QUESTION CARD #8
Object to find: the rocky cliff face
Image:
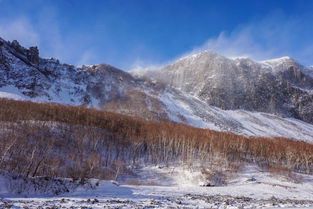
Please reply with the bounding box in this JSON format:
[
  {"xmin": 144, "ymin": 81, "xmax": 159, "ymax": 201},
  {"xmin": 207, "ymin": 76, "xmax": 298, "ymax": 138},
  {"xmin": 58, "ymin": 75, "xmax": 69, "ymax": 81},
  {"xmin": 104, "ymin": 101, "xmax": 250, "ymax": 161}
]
[
  {"xmin": 0, "ymin": 38, "xmax": 170, "ymax": 121},
  {"xmin": 139, "ymin": 51, "xmax": 313, "ymax": 124}
]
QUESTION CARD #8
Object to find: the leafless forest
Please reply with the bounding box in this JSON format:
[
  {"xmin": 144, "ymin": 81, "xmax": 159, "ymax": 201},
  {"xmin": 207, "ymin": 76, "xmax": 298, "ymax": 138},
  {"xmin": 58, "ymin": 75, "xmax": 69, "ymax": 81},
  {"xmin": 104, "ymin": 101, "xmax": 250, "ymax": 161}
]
[{"xmin": 0, "ymin": 99, "xmax": 312, "ymax": 180}]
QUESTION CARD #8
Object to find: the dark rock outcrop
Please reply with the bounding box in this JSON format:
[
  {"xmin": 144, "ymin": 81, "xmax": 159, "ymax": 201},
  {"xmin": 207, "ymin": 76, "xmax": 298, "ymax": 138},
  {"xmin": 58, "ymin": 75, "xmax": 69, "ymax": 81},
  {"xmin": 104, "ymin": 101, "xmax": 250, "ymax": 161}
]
[{"xmin": 27, "ymin": 46, "xmax": 39, "ymax": 65}]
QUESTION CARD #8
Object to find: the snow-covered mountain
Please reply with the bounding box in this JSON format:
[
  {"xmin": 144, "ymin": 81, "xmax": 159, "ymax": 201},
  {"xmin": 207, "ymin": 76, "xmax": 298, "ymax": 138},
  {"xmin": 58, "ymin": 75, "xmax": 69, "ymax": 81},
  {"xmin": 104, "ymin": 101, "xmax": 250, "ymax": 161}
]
[
  {"xmin": 1, "ymin": 37, "xmax": 313, "ymax": 141},
  {"xmin": 0, "ymin": 37, "xmax": 138, "ymax": 105},
  {"xmin": 138, "ymin": 51, "xmax": 313, "ymax": 124},
  {"xmin": 0, "ymin": 37, "xmax": 173, "ymax": 121}
]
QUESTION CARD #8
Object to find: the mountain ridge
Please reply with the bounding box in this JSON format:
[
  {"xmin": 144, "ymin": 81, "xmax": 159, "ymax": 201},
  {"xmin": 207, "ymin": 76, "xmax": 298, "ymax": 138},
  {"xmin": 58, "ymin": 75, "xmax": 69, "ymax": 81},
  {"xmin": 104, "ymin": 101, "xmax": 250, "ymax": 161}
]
[
  {"xmin": 1, "ymin": 37, "xmax": 313, "ymax": 141},
  {"xmin": 137, "ymin": 50, "xmax": 313, "ymax": 124}
]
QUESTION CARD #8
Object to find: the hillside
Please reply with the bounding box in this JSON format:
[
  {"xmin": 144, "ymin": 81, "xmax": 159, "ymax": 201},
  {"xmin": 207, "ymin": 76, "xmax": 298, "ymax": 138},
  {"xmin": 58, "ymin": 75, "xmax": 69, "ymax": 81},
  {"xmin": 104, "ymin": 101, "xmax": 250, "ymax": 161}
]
[{"xmin": 0, "ymin": 98, "xmax": 312, "ymax": 179}]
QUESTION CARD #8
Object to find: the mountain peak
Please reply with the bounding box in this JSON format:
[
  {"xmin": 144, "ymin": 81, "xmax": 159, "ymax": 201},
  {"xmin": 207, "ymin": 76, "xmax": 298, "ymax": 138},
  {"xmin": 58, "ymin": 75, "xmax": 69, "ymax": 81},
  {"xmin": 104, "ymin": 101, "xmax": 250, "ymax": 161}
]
[
  {"xmin": 260, "ymin": 56, "xmax": 296, "ymax": 66},
  {"xmin": 175, "ymin": 50, "xmax": 227, "ymax": 63}
]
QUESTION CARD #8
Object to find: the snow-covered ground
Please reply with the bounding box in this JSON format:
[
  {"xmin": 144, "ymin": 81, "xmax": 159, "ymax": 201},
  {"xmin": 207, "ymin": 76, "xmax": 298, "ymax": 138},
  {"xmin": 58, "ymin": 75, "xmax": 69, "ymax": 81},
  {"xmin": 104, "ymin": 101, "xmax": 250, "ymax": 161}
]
[
  {"xmin": 0, "ymin": 86, "xmax": 26, "ymax": 100},
  {"xmin": 1, "ymin": 165, "xmax": 313, "ymax": 208},
  {"xmin": 158, "ymin": 90, "xmax": 313, "ymax": 142}
]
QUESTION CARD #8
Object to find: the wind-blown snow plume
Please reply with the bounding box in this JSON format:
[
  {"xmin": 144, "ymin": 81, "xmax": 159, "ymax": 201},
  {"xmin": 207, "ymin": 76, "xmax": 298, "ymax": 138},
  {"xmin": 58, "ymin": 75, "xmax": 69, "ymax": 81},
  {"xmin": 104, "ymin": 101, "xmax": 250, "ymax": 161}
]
[{"xmin": 185, "ymin": 12, "xmax": 313, "ymax": 66}]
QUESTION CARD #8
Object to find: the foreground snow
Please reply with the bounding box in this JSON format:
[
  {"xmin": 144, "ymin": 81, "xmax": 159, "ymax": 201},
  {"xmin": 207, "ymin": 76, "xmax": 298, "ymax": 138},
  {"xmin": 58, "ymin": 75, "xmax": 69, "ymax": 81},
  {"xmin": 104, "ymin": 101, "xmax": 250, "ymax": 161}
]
[{"xmin": 1, "ymin": 165, "xmax": 313, "ymax": 208}]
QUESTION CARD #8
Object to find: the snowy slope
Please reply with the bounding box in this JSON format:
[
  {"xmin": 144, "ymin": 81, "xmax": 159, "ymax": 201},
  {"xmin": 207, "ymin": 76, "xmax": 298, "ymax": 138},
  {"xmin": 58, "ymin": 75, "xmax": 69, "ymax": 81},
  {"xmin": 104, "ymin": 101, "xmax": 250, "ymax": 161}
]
[
  {"xmin": 0, "ymin": 86, "xmax": 25, "ymax": 100},
  {"xmin": 155, "ymin": 89, "xmax": 313, "ymax": 142}
]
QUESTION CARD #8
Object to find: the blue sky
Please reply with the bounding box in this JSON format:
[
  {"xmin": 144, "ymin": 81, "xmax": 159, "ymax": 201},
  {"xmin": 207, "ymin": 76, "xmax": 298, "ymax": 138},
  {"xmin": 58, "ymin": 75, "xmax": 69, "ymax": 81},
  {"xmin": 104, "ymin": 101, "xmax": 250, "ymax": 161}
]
[{"xmin": 0, "ymin": 0, "xmax": 312, "ymax": 69}]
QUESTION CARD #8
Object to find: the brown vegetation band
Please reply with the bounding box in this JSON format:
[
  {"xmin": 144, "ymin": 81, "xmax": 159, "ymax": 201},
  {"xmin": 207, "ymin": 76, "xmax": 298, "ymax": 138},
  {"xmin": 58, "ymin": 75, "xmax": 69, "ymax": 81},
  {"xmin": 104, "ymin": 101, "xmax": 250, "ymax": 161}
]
[{"xmin": 0, "ymin": 99, "xmax": 312, "ymax": 179}]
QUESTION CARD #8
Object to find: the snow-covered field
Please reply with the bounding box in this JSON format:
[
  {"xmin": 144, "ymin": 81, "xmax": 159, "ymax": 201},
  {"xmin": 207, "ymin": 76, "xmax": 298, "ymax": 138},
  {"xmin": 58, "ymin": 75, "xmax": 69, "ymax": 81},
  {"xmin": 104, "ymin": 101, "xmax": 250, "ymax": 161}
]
[{"xmin": 1, "ymin": 165, "xmax": 313, "ymax": 208}]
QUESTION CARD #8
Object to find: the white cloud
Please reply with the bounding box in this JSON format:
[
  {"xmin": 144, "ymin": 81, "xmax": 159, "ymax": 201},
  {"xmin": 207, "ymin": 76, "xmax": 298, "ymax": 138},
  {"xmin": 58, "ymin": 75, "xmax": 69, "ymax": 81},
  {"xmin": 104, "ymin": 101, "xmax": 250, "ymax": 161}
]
[
  {"xmin": 0, "ymin": 17, "xmax": 39, "ymax": 47},
  {"xmin": 128, "ymin": 56, "xmax": 162, "ymax": 71},
  {"xmin": 0, "ymin": 13, "xmax": 64, "ymax": 60},
  {"xmin": 182, "ymin": 12, "xmax": 313, "ymax": 66},
  {"xmin": 129, "ymin": 12, "xmax": 313, "ymax": 70},
  {"xmin": 77, "ymin": 49, "xmax": 97, "ymax": 66},
  {"xmin": 1, "ymin": 11, "xmax": 312, "ymax": 69},
  {"xmin": 0, "ymin": 13, "xmax": 98, "ymax": 66}
]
